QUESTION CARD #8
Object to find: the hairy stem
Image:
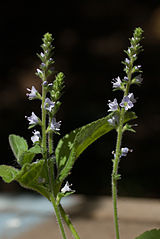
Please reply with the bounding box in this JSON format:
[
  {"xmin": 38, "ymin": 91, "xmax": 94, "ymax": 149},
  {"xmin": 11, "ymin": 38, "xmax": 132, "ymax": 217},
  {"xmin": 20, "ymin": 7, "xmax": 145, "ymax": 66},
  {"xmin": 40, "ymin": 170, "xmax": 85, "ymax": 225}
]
[
  {"xmin": 50, "ymin": 194, "xmax": 67, "ymax": 239},
  {"xmin": 112, "ymin": 108, "xmax": 125, "ymax": 239},
  {"xmin": 41, "ymin": 84, "xmax": 47, "ymax": 159},
  {"xmin": 59, "ymin": 204, "xmax": 80, "ymax": 239},
  {"xmin": 48, "ymin": 117, "xmax": 54, "ymax": 155},
  {"xmin": 111, "ymin": 59, "xmax": 133, "ymax": 239}
]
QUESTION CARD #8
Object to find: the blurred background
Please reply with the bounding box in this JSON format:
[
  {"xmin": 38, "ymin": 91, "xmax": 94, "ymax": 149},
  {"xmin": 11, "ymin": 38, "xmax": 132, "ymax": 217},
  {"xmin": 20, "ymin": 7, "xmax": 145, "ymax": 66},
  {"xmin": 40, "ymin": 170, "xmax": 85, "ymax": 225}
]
[{"xmin": 0, "ymin": 0, "xmax": 160, "ymax": 198}]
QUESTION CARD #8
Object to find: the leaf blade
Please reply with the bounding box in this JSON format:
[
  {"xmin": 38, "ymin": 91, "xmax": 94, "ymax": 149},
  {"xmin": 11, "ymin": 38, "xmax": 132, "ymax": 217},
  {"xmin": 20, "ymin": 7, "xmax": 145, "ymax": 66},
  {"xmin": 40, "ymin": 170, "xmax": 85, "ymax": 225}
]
[
  {"xmin": 9, "ymin": 134, "xmax": 28, "ymax": 165},
  {"xmin": 135, "ymin": 229, "xmax": 160, "ymax": 239},
  {"xmin": 0, "ymin": 165, "xmax": 19, "ymax": 183}
]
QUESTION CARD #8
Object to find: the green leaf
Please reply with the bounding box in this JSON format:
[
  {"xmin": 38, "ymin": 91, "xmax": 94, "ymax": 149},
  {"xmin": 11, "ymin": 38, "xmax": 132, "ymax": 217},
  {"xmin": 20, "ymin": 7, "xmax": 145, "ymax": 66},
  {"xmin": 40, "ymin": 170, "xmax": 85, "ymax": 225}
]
[
  {"xmin": 28, "ymin": 144, "xmax": 42, "ymax": 154},
  {"xmin": 0, "ymin": 165, "xmax": 19, "ymax": 183},
  {"xmin": 16, "ymin": 160, "xmax": 44, "ymax": 185},
  {"xmin": 55, "ymin": 128, "xmax": 80, "ymax": 173},
  {"xmin": 19, "ymin": 144, "xmax": 42, "ymax": 165},
  {"xmin": 9, "ymin": 134, "xmax": 28, "ymax": 165},
  {"xmin": 56, "ymin": 111, "xmax": 137, "ymax": 183},
  {"xmin": 135, "ymin": 229, "xmax": 160, "ymax": 239},
  {"xmin": 0, "ymin": 161, "xmax": 50, "ymax": 200},
  {"xmin": 16, "ymin": 160, "xmax": 50, "ymax": 200},
  {"xmin": 19, "ymin": 152, "xmax": 36, "ymax": 165}
]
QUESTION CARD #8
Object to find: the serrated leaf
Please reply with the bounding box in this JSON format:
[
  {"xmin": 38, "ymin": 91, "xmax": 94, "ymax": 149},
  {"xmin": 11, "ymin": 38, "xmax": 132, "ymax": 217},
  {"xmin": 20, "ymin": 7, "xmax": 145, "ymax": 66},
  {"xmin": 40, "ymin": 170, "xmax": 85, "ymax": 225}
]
[
  {"xmin": 56, "ymin": 111, "xmax": 136, "ymax": 183},
  {"xmin": 28, "ymin": 144, "xmax": 42, "ymax": 154},
  {"xmin": 0, "ymin": 165, "xmax": 19, "ymax": 183},
  {"xmin": 16, "ymin": 160, "xmax": 50, "ymax": 200},
  {"xmin": 19, "ymin": 151, "xmax": 36, "ymax": 165},
  {"xmin": 18, "ymin": 144, "xmax": 42, "ymax": 165},
  {"xmin": 135, "ymin": 229, "xmax": 160, "ymax": 239},
  {"xmin": 16, "ymin": 160, "xmax": 44, "ymax": 185},
  {"xmin": 9, "ymin": 134, "xmax": 28, "ymax": 165},
  {"xmin": 55, "ymin": 128, "xmax": 80, "ymax": 172}
]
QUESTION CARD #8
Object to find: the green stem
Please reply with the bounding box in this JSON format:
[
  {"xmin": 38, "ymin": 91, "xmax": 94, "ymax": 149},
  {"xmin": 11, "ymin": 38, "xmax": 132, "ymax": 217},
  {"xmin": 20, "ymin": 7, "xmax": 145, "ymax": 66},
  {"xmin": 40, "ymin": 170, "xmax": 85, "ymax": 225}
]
[
  {"xmin": 112, "ymin": 108, "xmax": 125, "ymax": 239},
  {"xmin": 48, "ymin": 117, "xmax": 54, "ymax": 155},
  {"xmin": 111, "ymin": 60, "xmax": 133, "ymax": 239},
  {"xmin": 59, "ymin": 204, "xmax": 80, "ymax": 239},
  {"xmin": 41, "ymin": 84, "xmax": 47, "ymax": 159},
  {"xmin": 50, "ymin": 194, "xmax": 67, "ymax": 239}
]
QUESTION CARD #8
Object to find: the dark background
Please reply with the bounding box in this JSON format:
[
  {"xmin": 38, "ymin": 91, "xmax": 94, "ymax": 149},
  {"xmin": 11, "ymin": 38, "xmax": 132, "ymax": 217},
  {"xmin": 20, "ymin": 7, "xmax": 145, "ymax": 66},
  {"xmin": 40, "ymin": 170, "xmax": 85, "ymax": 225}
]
[{"xmin": 0, "ymin": 1, "xmax": 160, "ymax": 198}]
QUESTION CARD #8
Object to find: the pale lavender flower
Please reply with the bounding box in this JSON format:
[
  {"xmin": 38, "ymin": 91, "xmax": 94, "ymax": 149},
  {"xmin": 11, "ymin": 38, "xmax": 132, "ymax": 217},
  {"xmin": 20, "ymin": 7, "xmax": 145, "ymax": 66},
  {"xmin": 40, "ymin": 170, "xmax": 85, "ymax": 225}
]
[
  {"xmin": 112, "ymin": 76, "xmax": 122, "ymax": 88},
  {"xmin": 127, "ymin": 48, "xmax": 131, "ymax": 54},
  {"xmin": 108, "ymin": 114, "xmax": 119, "ymax": 126},
  {"xmin": 135, "ymin": 65, "xmax": 141, "ymax": 70},
  {"xmin": 44, "ymin": 98, "xmax": 55, "ymax": 112},
  {"xmin": 48, "ymin": 83, "xmax": 53, "ymax": 87},
  {"xmin": 121, "ymin": 147, "xmax": 129, "ymax": 157},
  {"xmin": 124, "ymin": 76, "xmax": 128, "ymax": 81},
  {"xmin": 31, "ymin": 130, "xmax": 41, "ymax": 143},
  {"xmin": 125, "ymin": 58, "xmax": 130, "ymax": 64},
  {"xmin": 26, "ymin": 86, "xmax": 37, "ymax": 100},
  {"xmin": 51, "ymin": 118, "xmax": 61, "ymax": 131},
  {"xmin": 43, "ymin": 81, "xmax": 48, "ymax": 86},
  {"xmin": 108, "ymin": 99, "xmax": 118, "ymax": 112},
  {"xmin": 61, "ymin": 181, "xmax": 72, "ymax": 193},
  {"xmin": 25, "ymin": 112, "xmax": 39, "ymax": 125},
  {"xmin": 128, "ymin": 93, "xmax": 136, "ymax": 103},
  {"xmin": 41, "ymin": 63, "xmax": 46, "ymax": 68},
  {"xmin": 120, "ymin": 95, "xmax": 134, "ymax": 110},
  {"xmin": 36, "ymin": 69, "xmax": 42, "ymax": 75},
  {"xmin": 40, "ymin": 52, "xmax": 45, "ymax": 57}
]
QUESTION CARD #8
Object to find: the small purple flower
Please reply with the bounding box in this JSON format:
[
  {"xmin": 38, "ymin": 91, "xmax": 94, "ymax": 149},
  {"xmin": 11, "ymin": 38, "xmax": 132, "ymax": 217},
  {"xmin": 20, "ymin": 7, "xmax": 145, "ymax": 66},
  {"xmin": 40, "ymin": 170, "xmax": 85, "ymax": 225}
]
[
  {"xmin": 44, "ymin": 98, "xmax": 55, "ymax": 112},
  {"xmin": 40, "ymin": 52, "xmax": 45, "ymax": 58},
  {"xmin": 31, "ymin": 130, "xmax": 41, "ymax": 143},
  {"xmin": 124, "ymin": 76, "xmax": 128, "ymax": 81},
  {"xmin": 25, "ymin": 112, "xmax": 39, "ymax": 125},
  {"xmin": 61, "ymin": 181, "xmax": 72, "ymax": 193},
  {"xmin": 127, "ymin": 48, "xmax": 131, "ymax": 54},
  {"xmin": 121, "ymin": 147, "xmax": 129, "ymax": 157},
  {"xmin": 108, "ymin": 99, "xmax": 118, "ymax": 112},
  {"xmin": 26, "ymin": 86, "xmax": 37, "ymax": 100},
  {"xmin": 120, "ymin": 95, "xmax": 134, "ymax": 110},
  {"xmin": 41, "ymin": 63, "xmax": 46, "ymax": 68},
  {"xmin": 128, "ymin": 93, "xmax": 136, "ymax": 103},
  {"xmin": 43, "ymin": 81, "xmax": 48, "ymax": 86},
  {"xmin": 135, "ymin": 65, "xmax": 141, "ymax": 70},
  {"xmin": 108, "ymin": 114, "xmax": 119, "ymax": 126},
  {"xmin": 36, "ymin": 69, "xmax": 42, "ymax": 75},
  {"xmin": 51, "ymin": 118, "xmax": 61, "ymax": 131},
  {"xmin": 112, "ymin": 76, "xmax": 122, "ymax": 88},
  {"xmin": 125, "ymin": 58, "xmax": 130, "ymax": 64}
]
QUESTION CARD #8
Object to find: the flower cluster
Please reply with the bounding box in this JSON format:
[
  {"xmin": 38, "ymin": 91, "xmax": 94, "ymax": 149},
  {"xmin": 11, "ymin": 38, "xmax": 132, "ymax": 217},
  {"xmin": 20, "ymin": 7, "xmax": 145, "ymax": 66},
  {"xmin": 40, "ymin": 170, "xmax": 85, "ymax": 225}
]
[
  {"xmin": 108, "ymin": 27, "xmax": 143, "ymax": 161},
  {"xmin": 25, "ymin": 33, "xmax": 64, "ymax": 145},
  {"xmin": 108, "ymin": 28, "xmax": 143, "ymax": 128}
]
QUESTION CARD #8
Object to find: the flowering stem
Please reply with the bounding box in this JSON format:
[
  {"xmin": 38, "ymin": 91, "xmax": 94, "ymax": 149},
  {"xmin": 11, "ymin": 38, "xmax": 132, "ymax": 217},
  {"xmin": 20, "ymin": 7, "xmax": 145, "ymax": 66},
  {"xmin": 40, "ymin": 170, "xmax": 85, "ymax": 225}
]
[
  {"xmin": 112, "ymin": 57, "xmax": 133, "ymax": 239},
  {"xmin": 50, "ymin": 194, "xmax": 67, "ymax": 239},
  {"xmin": 59, "ymin": 204, "xmax": 80, "ymax": 239}
]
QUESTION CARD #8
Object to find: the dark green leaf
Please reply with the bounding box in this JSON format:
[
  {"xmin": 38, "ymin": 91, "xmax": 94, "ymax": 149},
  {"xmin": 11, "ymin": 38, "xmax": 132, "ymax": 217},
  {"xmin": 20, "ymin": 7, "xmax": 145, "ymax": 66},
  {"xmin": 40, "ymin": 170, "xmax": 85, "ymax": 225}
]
[
  {"xmin": 16, "ymin": 160, "xmax": 50, "ymax": 200},
  {"xmin": 135, "ymin": 229, "xmax": 160, "ymax": 239},
  {"xmin": 56, "ymin": 111, "xmax": 137, "ymax": 183}
]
